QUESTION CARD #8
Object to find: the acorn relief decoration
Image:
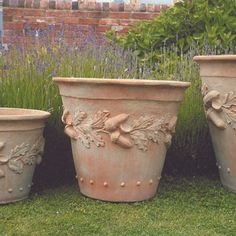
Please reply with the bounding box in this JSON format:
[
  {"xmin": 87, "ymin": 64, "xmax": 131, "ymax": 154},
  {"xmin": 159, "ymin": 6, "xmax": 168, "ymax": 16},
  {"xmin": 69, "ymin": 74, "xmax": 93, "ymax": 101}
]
[{"xmin": 62, "ymin": 108, "xmax": 177, "ymax": 151}]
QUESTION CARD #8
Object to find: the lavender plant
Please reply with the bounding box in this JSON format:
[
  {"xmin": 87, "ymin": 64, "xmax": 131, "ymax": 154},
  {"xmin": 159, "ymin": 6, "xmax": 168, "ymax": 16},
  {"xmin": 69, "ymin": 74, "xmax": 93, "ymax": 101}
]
[{"xmin": 0, "ymin": 27, "xmax": 153, "ymax": 126}]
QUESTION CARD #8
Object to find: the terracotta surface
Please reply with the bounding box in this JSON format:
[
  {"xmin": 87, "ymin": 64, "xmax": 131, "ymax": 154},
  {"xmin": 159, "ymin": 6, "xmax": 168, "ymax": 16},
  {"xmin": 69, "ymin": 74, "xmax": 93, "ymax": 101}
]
[
  {"xmin": 53, "ymin": 77, "xmax": 190, "ymax": 202},
  {"xmin": 194, "ymin": 55, "xmax": 236, "ymax": 193},
  {"xmin": 0, "ymin": 108, "xmax": 50, "ymax": 204}
]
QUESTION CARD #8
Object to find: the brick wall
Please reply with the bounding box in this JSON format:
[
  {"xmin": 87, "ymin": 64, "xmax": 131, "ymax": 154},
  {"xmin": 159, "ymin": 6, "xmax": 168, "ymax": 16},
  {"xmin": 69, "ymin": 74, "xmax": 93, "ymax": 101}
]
[{"xmin": 3, "ymin": 0, "xmax": 171, "ymax": 43}]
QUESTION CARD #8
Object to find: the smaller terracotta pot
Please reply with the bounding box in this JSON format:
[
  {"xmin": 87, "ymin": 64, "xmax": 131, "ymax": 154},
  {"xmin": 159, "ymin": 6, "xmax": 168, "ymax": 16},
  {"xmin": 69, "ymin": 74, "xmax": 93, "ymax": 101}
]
[
  {"xmin": 194, "ymin": 55, "xmax": 236, "ymax": 193},
  {"xmin": 0, "ymin": 108, "xmax": 50, "ymax": 204}
]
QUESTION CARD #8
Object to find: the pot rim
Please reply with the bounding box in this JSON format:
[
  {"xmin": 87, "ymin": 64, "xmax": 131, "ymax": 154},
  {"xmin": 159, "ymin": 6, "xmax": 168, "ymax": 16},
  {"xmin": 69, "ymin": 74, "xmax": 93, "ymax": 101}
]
[
  {"xmin": 53, "ymin": 77, "xmax": 191, "ymax": 88},
  {"xmin": 0, "ymin": 107, "xmax": 50, "ymax": 120},
  {"xmin": 194, "ymin": 55, "xmax": 236, "ymax": 62}
]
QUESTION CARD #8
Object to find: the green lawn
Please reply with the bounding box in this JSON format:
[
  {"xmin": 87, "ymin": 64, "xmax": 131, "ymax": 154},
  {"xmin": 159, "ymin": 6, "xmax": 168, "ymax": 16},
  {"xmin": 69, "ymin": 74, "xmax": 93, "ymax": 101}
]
[{"xmin": 0, "ymin": 176, "xmax": 235, "ymax": 236}]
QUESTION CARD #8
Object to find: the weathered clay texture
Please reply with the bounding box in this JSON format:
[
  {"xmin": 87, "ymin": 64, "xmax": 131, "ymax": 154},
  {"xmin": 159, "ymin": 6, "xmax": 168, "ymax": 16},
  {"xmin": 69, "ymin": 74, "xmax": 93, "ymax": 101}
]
[
  {"xmin": 0, "ymin": 108, "xmax": 50, "ymax": 204},
  {"xmin": 194, "ymin": 55, "xmax": 236, "ymax": 193},
  {"xmin": 53, "ymin": 78, "xmax": 190, "ymax": 202}
]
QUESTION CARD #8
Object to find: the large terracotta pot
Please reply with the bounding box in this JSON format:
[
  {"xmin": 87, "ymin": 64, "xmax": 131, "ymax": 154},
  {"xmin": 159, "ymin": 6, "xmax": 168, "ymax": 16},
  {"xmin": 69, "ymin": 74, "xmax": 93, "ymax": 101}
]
[
  {"xmin": 53, "ymin": 78, "xmax": 190, "ymax": 202},
  {"xmin": 0, "ymin": 108, "xmax": 50, "ymax": 204},
  {"xmin": 194, "ymin": 55, "xmax": 236, "ymax": 193}
]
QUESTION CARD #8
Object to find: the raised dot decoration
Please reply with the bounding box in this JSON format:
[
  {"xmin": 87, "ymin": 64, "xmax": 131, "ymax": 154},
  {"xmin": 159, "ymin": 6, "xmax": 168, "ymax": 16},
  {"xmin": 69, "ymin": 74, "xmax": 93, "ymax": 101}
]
[
  {"xmin": 136, "ymin": 181, "xmax": 141, "ymax": 186},
  {"xmin": 103, "ymin": 182, "xmax": 108, "ymax": 187},
  {"xmin": 90, "ymin": 180, "xmax": 94, "ymax": 185},
  {"xmin": 120, "ymin": 182, "xmax": 125, "ymax": 187}
]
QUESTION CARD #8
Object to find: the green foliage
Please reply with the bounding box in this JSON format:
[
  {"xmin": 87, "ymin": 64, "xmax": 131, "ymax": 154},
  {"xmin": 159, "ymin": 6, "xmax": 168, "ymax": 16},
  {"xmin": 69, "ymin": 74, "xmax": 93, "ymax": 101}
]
[
  {"xmin": 0, "ymin": 176, "xmax": 235, "ymax": 235},
  {"xmin": 114, "ymin": 0, "xmax": 236, "ymax": 59}
]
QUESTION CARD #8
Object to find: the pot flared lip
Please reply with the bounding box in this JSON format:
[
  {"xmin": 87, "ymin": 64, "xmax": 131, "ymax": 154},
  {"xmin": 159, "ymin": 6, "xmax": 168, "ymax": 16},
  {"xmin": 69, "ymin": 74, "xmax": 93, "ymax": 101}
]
[
  {"xmin": 53, "ymin": 77, "xmax": 190, "ymax": 88},
  {"xmin": 0, "ymin": 107, "xmax": 50, "ymax": 121},
  {"xmin": 194, "ymin": 55, "xmax": 236, "ymax": 62}
]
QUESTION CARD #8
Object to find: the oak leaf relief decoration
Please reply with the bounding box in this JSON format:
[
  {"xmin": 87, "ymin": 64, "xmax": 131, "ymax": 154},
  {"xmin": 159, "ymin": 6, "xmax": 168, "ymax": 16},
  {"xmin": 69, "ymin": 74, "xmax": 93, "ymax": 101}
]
[
  {"xmin": 62, "ymin": 109, "xmax": 177, "ymax": 151},
  {"xmin": 0, "ymin": 137, "xmax": 44, "ymax": 176}
]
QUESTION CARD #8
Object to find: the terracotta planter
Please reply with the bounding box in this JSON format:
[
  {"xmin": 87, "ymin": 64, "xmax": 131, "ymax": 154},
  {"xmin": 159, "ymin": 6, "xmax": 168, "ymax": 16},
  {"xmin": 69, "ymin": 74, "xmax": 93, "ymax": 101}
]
[
  {"xmin": 194, "ymin": 55, "xmax": 236, "ymax": 193},
  {"xmin": 53, "ymin": 78, "xmax": 190, "ymax": 202},
  {"xmin": 0, "ymin": 108, "xmax": 50, "ymax": 204}
]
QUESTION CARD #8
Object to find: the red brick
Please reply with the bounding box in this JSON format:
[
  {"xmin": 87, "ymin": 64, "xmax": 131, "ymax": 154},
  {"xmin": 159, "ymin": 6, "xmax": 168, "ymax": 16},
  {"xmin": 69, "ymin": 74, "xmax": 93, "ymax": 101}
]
[
  {"xmin": 30, "ymin": 22, "xmax": 47, "ymax": 29},
  {"xmin": 64, "ymin": 17, "xmax": 79, "ymax": 24},
  {"xmin": 71, "ymin": 11, "xmax": 88, "ymax": 18},
  {"xmin": 3, "ymin": 4, "xmax": 170, "ymax": 44},
  {"xmin": 99, "ymin": 19, "xmax": 120, "ymax": 25},
  {"xmin": 87, "ymin": 11, "xmax": 103, "ymax": 18},
  {"xmin": 3, "ymin": 13, "xmax": 13, "ymax": 22},
  {"xmin": 2, "ymin": 36, "xmax": 7, "ymax": 44},
  {"xmin": 45, "ymin": 17, "xmax": 57, "ymax": 24},
  {"xmin": 22, "ymin": 9, "xmax": 45, "ymax": 16},
  {"xmin": 4, "ymin": 22, "xmax": 25, "ymax": 30},
  {"xmin": 46, "ymin": 9, "xmax": 70, "ymax": 17},
  {"xmin": 14, "ymin": 15, "xmax": 25, "ymax": 21},
  {"xmin": 131, "ymin": 13, "xmax": 153, "ymax": 20},
  {"xmin": 109, "ymin": 12, "xmax": 130, "ymax": 19},
  {"xmin": 96, "ymin": 25, "xmax": 111, "ymax": 32},
  {"xmin": 79, "ymin": 18, "xmax": 99, "ymax": 25}
]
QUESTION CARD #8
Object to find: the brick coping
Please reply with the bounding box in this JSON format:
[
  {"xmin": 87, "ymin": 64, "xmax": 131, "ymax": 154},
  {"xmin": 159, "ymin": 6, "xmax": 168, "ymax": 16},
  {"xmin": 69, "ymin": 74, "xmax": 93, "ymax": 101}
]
[{"xmin": 3, "ymin": 0, "xmax": 169, "ymax": 12}]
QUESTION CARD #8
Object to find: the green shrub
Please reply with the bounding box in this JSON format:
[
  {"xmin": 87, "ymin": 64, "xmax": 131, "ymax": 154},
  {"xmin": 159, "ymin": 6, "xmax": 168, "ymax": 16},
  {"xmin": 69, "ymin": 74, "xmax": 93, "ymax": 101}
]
[{"xmin": 113, "ymin": 0, "xmax": 236, "ymax": 59}]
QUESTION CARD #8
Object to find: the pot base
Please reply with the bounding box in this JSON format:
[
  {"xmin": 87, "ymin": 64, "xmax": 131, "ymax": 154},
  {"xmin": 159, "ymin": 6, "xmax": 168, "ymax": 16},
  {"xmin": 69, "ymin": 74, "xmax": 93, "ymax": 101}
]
[
  {"xmin": 222, "ymin": 185, "xmax": 236, "ymax": 194},
  {"xmin": 0, "ymin": 195, "xmax": 28, "ymax": 205},
  {"xmin": 78, "ymin": 178, "xmax": 160, "ymax": 202}
]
